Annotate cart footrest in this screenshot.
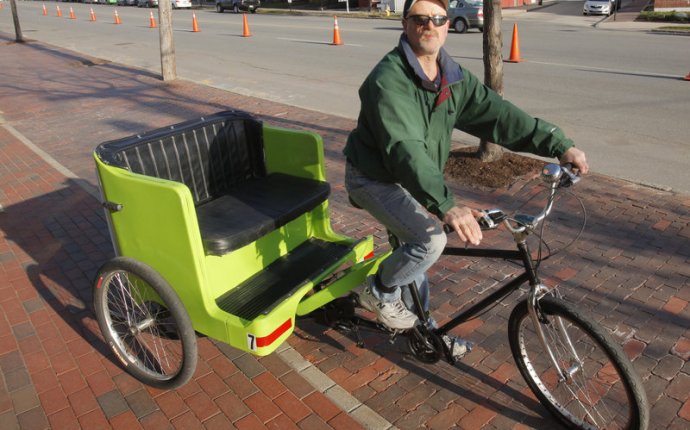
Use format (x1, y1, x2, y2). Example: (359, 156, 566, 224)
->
(216, 238, 352, 320)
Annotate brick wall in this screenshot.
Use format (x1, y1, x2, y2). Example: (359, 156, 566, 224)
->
(655, 0, 690, 9)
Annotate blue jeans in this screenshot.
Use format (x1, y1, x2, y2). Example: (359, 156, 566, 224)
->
(344, 162, 447, 313)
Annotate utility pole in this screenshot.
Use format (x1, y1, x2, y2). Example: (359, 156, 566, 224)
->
(9, 0, 24, 43)
(158, 0, 176, 81)
(478, 0, 504, 162)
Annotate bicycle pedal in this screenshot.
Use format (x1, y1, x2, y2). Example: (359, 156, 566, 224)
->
(443, 335, 472, 362)
(388, 329, 405, 344)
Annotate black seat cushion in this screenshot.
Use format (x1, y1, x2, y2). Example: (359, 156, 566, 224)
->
(196, 173, 330, 255)
(97, 112, 266, 206)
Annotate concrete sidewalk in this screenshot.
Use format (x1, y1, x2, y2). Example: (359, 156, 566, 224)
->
(1, 32, 689, 430)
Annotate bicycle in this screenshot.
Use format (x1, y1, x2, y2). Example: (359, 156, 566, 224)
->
(91, 112, 648, 429)
(312, 163, 649, 430)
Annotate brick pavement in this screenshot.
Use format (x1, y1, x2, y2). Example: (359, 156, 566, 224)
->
(1, 32, 689, 429)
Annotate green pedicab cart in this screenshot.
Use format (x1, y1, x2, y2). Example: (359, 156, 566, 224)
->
(93, 111, 380, 388)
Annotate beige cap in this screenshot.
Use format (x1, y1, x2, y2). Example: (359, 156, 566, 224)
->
(403, 0, 449, 17)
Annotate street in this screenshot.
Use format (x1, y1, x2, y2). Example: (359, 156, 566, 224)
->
(1, 1, 689, 192)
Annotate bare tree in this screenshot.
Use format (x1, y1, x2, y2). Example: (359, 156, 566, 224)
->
(158, 0, 176, 81)
(477, 0, 503, 162)
(9, 0, 24, 43)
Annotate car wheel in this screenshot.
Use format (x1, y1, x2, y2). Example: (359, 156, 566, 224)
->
(250, 8, 256, 13)
(216, 4, 224, 12)
(454, 18, 468, 34)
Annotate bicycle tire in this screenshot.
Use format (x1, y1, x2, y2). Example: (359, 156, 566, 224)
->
(93, 257, 197, 389)
(508, 297, 648, 430)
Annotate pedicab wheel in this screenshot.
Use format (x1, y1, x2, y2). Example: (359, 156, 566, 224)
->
(93, 257, 197, 389)
(508, 297, 649, 430)
(407, 328, 443, 364)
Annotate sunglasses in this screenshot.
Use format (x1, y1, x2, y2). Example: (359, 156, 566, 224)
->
(407, 15, 449, 27)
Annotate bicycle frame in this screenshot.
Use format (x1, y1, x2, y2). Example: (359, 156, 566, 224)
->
(401, 170, 585, 373)
(429, 243, 536, 336)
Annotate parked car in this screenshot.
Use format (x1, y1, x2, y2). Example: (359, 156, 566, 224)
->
(117, 0, 138, 5)
(583, 0, 612, 15)
(215, 0, 260, 14)
(447, 0, 483, 33)
(171, 0, 192, 8)
(137, 0, 158, 7)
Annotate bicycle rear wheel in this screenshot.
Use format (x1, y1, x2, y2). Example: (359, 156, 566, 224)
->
(93, 257, 197, 389)
(508, 296, 648, 430)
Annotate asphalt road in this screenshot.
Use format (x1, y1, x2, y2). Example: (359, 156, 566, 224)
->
(1, 1, 689, 192)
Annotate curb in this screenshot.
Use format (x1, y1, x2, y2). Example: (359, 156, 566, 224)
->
(274, 343, 396, 430)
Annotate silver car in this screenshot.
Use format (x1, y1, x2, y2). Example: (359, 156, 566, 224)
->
(447, 0, 484, 33)
(583, 0, 612, 15)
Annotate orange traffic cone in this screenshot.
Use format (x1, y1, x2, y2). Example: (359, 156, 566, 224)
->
(42, 4, 47, 16)
(192, 12, 200, 32)
(332, 16, 343, 46)
(114, 10, 121, 25)
(56, 6, 62, 18)
(69, 7, 76, 20)
(505, 23, 523, 63)
(149, 11, 157, 28)
(242, 14, 251, 37)
(90, 8, 96, 22)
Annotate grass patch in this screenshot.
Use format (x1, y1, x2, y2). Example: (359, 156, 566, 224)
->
(654, 25, 690, 31)
(638, 11, 690, 22)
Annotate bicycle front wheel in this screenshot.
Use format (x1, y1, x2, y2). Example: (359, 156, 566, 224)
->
(93, 257, 198, 389)
(508, 297, 648, 430)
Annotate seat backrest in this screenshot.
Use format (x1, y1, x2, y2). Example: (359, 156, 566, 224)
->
(96, 111, 265, 206)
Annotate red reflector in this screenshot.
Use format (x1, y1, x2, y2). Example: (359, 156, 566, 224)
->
(96, 276, 103, 289)
(256, 319, 292, 348)
(363, 251, 375, 260)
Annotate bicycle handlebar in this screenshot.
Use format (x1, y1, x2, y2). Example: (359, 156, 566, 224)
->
(444, 163, 580, 236)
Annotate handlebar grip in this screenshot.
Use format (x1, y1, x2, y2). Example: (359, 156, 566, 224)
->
(559, 164, 581, 187)
(443, 209, 506, 234)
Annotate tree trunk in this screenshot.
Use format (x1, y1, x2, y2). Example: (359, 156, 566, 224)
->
(9, 0, 24, 43)
(158, 1, 176, 81)
(478, 0, 504, 162)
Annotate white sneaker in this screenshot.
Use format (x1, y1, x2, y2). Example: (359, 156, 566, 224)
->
(442, 335, 472, 360)
(358, 286, 419, 330)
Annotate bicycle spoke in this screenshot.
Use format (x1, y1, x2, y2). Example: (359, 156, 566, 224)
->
(102, 271, 184, 379)
(509, 298, 645, 430)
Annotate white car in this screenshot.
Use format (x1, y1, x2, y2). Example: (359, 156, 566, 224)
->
(583, 0, 612, 15)
(172, 0, 192, 8)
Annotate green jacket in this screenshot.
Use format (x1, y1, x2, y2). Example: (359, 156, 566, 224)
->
(344, 35, 574, 218)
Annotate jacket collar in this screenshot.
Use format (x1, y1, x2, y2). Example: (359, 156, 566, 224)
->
(398, 33, 464, 92)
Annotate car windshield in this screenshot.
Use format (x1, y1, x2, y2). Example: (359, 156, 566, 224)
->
(450, 0, 483, 6)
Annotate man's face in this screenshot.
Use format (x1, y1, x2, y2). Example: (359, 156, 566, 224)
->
(403, 0, 449, 58)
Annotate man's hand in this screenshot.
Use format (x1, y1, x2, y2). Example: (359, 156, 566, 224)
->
(560, 147, 589, 175)
(443, 206, 483, 246)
